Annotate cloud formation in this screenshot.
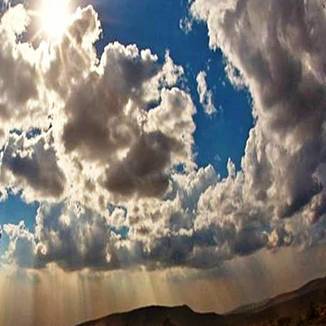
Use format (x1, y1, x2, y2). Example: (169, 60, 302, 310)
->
(191, 0, 326, 220)
(0, 132, 66, 201)
(0, 4, 196, 204)
(1, 0, 326, 271)
(0, 4, 45, 142)
(196, 70, 217, 115)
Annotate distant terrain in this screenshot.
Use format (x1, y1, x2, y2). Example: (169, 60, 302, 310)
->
(77, 277, 326, 326)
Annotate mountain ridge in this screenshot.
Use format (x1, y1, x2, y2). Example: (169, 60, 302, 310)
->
(229, 276, 326, 315)
(77, 276, 326, 326)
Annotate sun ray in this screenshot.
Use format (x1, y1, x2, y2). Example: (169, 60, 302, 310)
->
(29, 0, 73, 43)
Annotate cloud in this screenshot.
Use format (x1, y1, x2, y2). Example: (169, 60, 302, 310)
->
(224, 61, 246, 89)
(1, 163, 323, 271)
(0, 166, 289, 271)
(3, 221, 41, 269)
(179, 16, 193, 34)
(0, 5, 45, 144)
(0, 3, 197, 270)
(1, 0, 326, 272)
(0, 4, 196, 204)
(196, 71, 217, 115)
(48, 8, 196, 201)
(191, 0, 326, 218)
(0, 131, 66, 201)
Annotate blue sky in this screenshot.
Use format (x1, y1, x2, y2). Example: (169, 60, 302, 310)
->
(0, 0, 252, 234)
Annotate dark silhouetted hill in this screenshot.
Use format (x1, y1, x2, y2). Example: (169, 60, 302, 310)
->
(77, 277, 326, 326)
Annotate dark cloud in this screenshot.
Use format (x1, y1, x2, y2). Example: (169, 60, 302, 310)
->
(103, 132, 178, 198)
(1, 133, 66, 200)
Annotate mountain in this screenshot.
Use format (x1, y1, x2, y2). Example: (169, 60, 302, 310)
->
(227, 276, 326, 325)
(77, 306, 225, 326)
(77, 277, 326, 326)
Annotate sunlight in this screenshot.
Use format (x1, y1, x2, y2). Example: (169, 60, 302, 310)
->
(38, 0, 72, 41)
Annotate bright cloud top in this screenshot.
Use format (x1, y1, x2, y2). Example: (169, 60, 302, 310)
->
(0, 0, 325, 272)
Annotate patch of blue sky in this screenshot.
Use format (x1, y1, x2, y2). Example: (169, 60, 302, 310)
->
(0, 193, 39, 253)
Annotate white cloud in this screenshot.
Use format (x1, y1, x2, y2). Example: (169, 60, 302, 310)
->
(179, 17, 193, 34)
(0, 5, 47, 144)
(224, 61, 246, 89)
(196, 71, 217, 115)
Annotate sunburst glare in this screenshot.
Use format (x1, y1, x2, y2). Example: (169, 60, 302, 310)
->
(37, 0, 73, 42)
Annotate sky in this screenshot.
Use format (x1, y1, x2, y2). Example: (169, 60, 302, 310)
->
(0, 0, 325, 325)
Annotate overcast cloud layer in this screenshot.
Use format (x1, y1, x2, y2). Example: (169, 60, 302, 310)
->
(1, 0, 326, 271)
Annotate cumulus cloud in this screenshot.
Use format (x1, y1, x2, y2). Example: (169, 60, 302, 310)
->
(1, 164, 309, 271)
(0, 131, 66, 201)
(3, 221, 40, 269)
(1, 0, 326, 272)
(191, 0, 326, 216)
(48, 8, 195, 202)
(0, 4, 196, 204)
(0, 3, 197, 270)
(1, 167, 215, 270)
(190, 0, 326, 252)
(196, 71, 217, 115)
(0, 5, 46, 143)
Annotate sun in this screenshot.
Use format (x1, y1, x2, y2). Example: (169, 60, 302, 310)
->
(39, 0, 72, 41)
